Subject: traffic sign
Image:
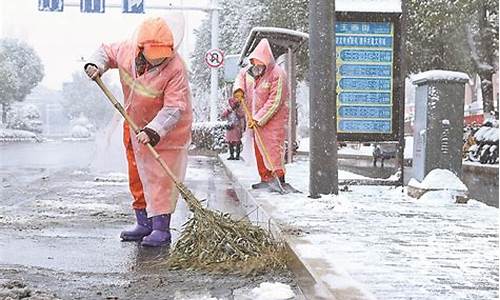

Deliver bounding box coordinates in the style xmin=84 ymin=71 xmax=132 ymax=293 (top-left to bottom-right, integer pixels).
xmin=122 ymin=0 xmax=144 ymax=13
xmin=38 ymin=0 xmax=64 ymax=12
xmin=205 ymin=48 xmax=224 ymax=68
xmin=81 ymin=0 xmax=105 ymax=13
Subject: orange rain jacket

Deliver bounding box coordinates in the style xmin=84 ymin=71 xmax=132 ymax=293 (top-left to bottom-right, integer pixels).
xmin=233 ymin=38 xmax=289 ymax=173
xmin=87 ymin=17 xmax=192 ymax=217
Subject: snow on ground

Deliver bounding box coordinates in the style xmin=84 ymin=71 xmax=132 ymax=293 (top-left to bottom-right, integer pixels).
xmin=250 ymin=282 xmax=295 ymax=300
xmin=223 ymin=155 xmax=499 ymax=300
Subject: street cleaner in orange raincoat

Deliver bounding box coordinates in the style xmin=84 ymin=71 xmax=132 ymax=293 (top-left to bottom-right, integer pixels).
xmin=233 ymin=38 xmax=296 ymax=193
xmin=84 ymin=17 xmax=192 ymax=247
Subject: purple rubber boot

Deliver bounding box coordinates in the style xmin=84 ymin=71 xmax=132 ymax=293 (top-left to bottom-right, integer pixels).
xmin=120 ymin=209 xmax=152 ymax=241
xmin=141 ymin=214 xmax=171 ymax=247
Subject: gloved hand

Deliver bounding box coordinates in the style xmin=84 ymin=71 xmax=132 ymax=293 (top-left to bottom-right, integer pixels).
xmin=84 ymin=63 xmax=100 ymax=80
xmin=247 ymin=119 xmax=258 ymax=129
xmin=234 ymin=89 xmax=244 ymax=102
xmin=137 ymin=127 xmax=160 ymax=146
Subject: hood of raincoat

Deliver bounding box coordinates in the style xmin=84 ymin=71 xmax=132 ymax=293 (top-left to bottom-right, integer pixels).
xmin=136 ymin=17 xmax=174 ymax=60
xmin=248 ymin=38 xmax=275 ymax=68
xmin=132 ymin=14 xmax=185 ymax=60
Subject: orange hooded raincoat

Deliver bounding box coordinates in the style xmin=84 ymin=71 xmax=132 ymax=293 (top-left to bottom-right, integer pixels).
xmin=233 ymin=38 xmax=289 ymax=180
xmin=88 ymin=17 xmax=192 ymax=217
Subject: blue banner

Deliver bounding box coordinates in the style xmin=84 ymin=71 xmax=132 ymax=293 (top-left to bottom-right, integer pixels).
xmin=339 ymin=92 xmax=391 ymax=105
xmin=122 ymin=0 xmax=144 ymax=13
xmin=336 ymin=36 xmax=392 ymax=48
xmin=340 ymin=50 xmax=392 ymax=63
xmin=38 ymin=0 xmax=63 ymax=11
xmin=336 ymin=22 xmax=392 ymax=35
xmin=338 ymin=106 xmax=392 ymax=119
xmin=339 ymin=78 xmax=391 ymax=91
xmin=339 ymin=64 xmax=391 ymax=77
xmin=81 ymin=0 xmax=105 ymax=13
xmin=339 ymin=120 xmax=392 ymax=133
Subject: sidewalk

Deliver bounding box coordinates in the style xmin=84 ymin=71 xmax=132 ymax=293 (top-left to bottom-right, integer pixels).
xmin=219 ymin=153 xmax=499 ymax=300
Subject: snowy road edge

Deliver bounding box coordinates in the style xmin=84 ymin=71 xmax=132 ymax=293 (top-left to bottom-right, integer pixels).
xmin=218 ymin=155 xmax=339 ymax=300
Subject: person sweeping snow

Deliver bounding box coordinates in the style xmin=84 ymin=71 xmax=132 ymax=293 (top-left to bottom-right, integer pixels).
xmin=84 ymin=16 xmax=192 ymax=247
xmin=233 ymin=38 xmax=293 ymax=193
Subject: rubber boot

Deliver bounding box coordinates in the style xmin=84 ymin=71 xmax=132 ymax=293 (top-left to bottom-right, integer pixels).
xmin=227 ymin=144 xmax=235 ymax=160
xmin=141 ymin=214 xmax=171 ymax=247
xmin=251 ymin=181 xmax=269 ymax=189
xmin=120 ymin=209 xmax=152 ymax=242
xmin=235 ymin=142 xmax=241 ymax=160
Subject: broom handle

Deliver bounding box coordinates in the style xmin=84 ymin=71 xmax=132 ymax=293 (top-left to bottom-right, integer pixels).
xmin=94 ymin=77 xmax=181 ymax=187
xmin=237 ymin=95 xmax=283 ymax=183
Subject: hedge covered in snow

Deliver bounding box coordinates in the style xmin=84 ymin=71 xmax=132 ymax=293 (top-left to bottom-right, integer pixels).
xmin=0 ymin=127 xmax=40 ymax=142
xmin=191 ymin=121 xmax=228 ymax=152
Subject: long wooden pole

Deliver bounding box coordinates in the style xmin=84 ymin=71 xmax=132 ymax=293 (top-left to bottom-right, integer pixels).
xmin=236 ymin=96 xmax=286 ymax=193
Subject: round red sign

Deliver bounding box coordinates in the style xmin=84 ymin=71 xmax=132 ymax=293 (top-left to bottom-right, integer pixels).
xmin=205 ymin=48 xmax=224 ymax=68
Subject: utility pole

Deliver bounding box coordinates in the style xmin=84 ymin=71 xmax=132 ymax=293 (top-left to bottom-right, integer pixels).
xmin=209 ymin=0 xmax=219 ymax=122
xmin=308 ymin=0 xmax=338 ymax=197
xmin=398 ymin=0 xmax=408 ymax=187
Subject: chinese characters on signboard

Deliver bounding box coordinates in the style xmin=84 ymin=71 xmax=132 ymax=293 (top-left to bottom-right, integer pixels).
xmin=38 ymin=0 xmax=63 ymax=11
xmin=336 ymin=22 xmax=394 ymax=135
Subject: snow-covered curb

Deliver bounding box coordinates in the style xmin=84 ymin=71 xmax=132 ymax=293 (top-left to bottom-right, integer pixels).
xmin=218 ymin=154 xmax=375 ymax=300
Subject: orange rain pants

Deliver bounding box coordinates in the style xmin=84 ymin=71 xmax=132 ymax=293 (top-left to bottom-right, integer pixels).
xmin=254 ymin=140 xmax=284 ymax=182
xmin=123 ymin=123 xmax=146 ymax=210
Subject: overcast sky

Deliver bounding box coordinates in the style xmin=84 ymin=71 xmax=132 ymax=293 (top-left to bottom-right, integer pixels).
xmin=0 ymin=0 xmax=209 ymax=90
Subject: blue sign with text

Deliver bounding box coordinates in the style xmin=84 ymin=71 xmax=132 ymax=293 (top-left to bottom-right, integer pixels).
xmin=336 ymin=22 xmax=392 ymax=35
xmin=339 ymin=120 xmax=392 ymax=134
xmin=339 ymin=92 xmax=391 ymax=105
xmin=336 ymin=21 xmax=394 ymax=135
xmin=122 ymin=0 xmax=144 ymax=13
xmin=340 ymin=50 xmax=392 ymax=63
xmin=38 ymin=0 xmax=63 ymax=11
xmin=336 ymin=36 xmax=392 ymax=48
xmin=339 ymin=78 xmax=391 ymax=91
xmin=339 ymin=64 xmax=391 ymax=77
xmin=81 ymin=0 xmax=105 ymax=13
xmin=338 ymin=106 xmax=392 ymax=119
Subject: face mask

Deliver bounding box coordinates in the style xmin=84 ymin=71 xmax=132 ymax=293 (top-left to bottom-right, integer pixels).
xmin=249 ymin=64 xmax=266 ymax=78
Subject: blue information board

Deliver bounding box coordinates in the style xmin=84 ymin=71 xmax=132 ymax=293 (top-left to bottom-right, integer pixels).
xmin=122 ymin=0 xmax=144 ymax=13
xmin=38 ymin=0 xmax=63 ymax=11
xmin=81 ymin=0 xmax=105 ymax=13
xmin=336 ymin=21 xmax=394 ymax=135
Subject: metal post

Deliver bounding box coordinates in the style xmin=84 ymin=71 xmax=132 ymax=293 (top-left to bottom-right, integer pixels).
xmin=209 ymin=0 xmax=219 ymax=122
xmin=286 ymin=47 xmax=296 ymax=164
xmin=398 ymin=0 xmax=408 ymax=187
xmin=309 ymin=0 xmax=338 ymax=197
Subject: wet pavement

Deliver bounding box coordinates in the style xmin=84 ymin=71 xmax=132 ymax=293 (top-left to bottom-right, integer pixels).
xmin=0 ymin=141 xmax=299 ymax=300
